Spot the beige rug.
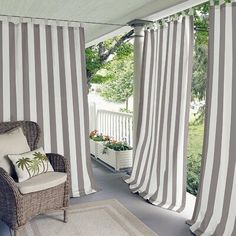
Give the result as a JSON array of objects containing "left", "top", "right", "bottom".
[{"left": 20, "top": 199, "right": 158, "bottom": 236}]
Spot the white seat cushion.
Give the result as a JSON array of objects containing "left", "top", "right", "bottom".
[{"left": 17, "top": 172, "right": 67, "bottom": 194}]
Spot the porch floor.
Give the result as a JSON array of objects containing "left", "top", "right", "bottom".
[
  {"left": 72, "top": 159, "right": 195, "bottom": 236},
  {"left": 0, "top": 158, "right": 195, "bottom": 236}
]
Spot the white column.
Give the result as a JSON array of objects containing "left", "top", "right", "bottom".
[{"left": 127, "top": 20, "right": 151, "bottom": 165}]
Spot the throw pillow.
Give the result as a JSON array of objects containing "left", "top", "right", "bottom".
[
  {"left": 0, "top": 127, "right": 30, "bottom": 175},
  {"left": 8, "top": 147, "right": 54, "bottom": 182}
]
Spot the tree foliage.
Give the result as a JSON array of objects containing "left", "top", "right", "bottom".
[
  {"left": 187, "top": 3, "right": 209, "bottom": 195},
  {"left": 100, "top": 52, "right": 134, "bottom": 110},
  {"left": 191, "top": 3, "right": 209, "bottom": 101},
  {"left": 187, "top": 154, "right": 202, "bottom": 195},
  {"left": 85, "top": 31, "right": 134, "bottom": 110},
  {"left": 192, "top": 45, "right": 208, "bottom": 101},
  {"left": 194, "top": 3, "right": 209, "bottom": 45},
  {"left": 85, "top": 31, "right": 134, "bottom": 82}
]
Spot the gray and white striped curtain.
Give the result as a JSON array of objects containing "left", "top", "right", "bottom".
[
  {"left": 0, "top": 16, "right": 97, "bottom": 197},
  {"left": 188, "top": 2, "right": 236, "bottom": 235},
  {"left": 125, "top": 16, "right": 193, "bottom": 211}
]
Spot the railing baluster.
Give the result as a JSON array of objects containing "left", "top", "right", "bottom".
[
  {"left": 115, "top": 114, "right": 117, "bottom": 141},
  {"left": 125, "top": 117, "right": 127, "bottom": 139},
  {"left": 109, "top": 114, "right": 111, "bottom": 137},
  {"left": 112, "top": 113, "right": 114, "bottom": 138},
  {"left": 117, "top": 115, "right": 120, "bottom": 141},
  {"left": 105, "top": 113, "right": 107, "bottom": 135},
  {"left": 130, "top": 117, "right": 132, "bottom": 146},
  {"left": 120, "top": 116, "right": 121, "bottom": 141},
  {"left": 102, "top": 112, "right": 105, "bottom": 134},
  {"left": 88, "top": 105, "right": 133, "bottom": 146}
]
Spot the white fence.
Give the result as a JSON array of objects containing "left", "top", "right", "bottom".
[{"left": 88, "top": 102, "right": 133, "bottom": 147}]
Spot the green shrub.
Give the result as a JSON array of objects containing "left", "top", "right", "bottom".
[
  {"left": 103, "top": 140, "right": 132, "bottom": 153},
  {"left": 187, "top": 123, "right": 204, "bottom": 196},
  {"left": 187, "top": 154, "right": 202, "bottom": 196},
  {"left": 119, "top": 108, "right": 133, "bottom": 113}
]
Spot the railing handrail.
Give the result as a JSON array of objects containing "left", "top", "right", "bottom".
[{"left": 97, "top": 109, "right": 133, "bottom": 118}]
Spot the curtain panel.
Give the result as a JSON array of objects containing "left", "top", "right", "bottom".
[
  {"left": 0, "top": 17, "right": 97, "bottom": 197},
  {"left": 125, "top": 16, "right": 193, "bottom": 212},
  {"left": 188, "top": 3, "right": 236, "bottom": 235}
]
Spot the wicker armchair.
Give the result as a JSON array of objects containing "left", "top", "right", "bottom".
[{"left": 0, "top": 121, "right": 70, "bottom": 236}]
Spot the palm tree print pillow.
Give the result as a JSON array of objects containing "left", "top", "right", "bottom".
[{"left": 8, "top": 147, "right": 54, "bottom": 182}]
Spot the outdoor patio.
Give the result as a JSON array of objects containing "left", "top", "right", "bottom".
[
  {"left": 0, "top": 159, "right": 196, "bottom": 236},
  {"left": 0, "top": 0, "right": 235, "bottom": 235}
]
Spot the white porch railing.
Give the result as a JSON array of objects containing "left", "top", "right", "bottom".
[{"left": 88, "top": 102, "right": 133, "bottom": 147}]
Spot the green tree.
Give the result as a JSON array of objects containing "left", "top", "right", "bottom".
[
  {"left": 186, "top": 2, "right": 209, "bottom": 195},
  {"left": 192, "top": 2, "right": 209, "bottom": 104},
  {"left": 100, "top": 53, "right": 134, "bottom": 110},
  {"left": 86, "top": 31, "right": 134, "bottom": 82},
  {"left": 194, "top": 3, "right": 209, "bottom": 46},
  {"left": 192, "top": 45, "right": 208, "bottom": 101}
]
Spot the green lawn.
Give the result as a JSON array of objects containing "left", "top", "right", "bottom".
[
  {"left": 187, "top": 122, "right": 204, "bottom": 195},
  {"left": 187, "top": 123, "right": 204, "bottom": 158}
]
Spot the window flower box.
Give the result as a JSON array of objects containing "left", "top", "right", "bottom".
[
  {"left": 89, "top": 139, "right": 98, "bottom": 157},
  {"left": 89, "top": 130, "right": 110, "bottom": 158},
  {"left": 96, "top": 142, "right": 133, "bottom": 171}
]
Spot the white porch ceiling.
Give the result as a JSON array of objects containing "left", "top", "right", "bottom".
[{"left": 0, "top": 0, "right": 189, "bottom": 45}]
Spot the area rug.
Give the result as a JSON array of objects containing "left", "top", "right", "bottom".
[{"left": 19, "top": 199, "right": 158, "bottom": 236}]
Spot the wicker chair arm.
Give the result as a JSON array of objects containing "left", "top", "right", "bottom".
[
  {"left": 46, "top": 153, "right": 69, "bottom": 173},
  {"left": 0, "top": 167, "right": 22, "bottom": 229},
  {"left": 0, "top": 167, "right": 21, "bottom": 198}
]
